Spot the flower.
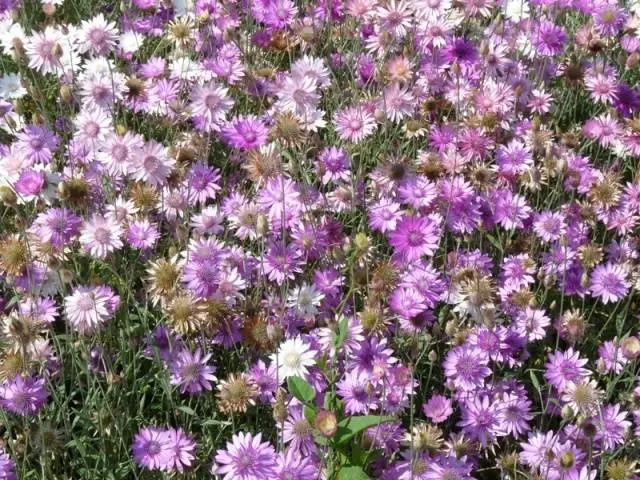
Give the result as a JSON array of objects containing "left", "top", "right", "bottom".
[
  {"left": 443, "top": 346, "right": 491, "bottom": 391},
  {"left": 388, "top": 215, "right": 440, "bottom": 261},
  {"left": 170, "top": 348, "right": 217, "bottom": 395},
  {"left": 589, "top": 262, "right": 630, "bottom": 304},
  {"left": 0, "top": 375, "right": 48, "bottom": 416},
  {"left": 422, "top": 394, "right": 453, "bottom": 423},
  {"left": 131, "top": 427, "right": 172, "bottom": 471},
  {"left": 0, "top": 447, "right": 16, "bottom": 480},
  {"left": 64, "top": 285, "right": 119, "bottom": 334},
  {"left": 165, "top": 428, "right": 196, "bottom": 473},
  {"left": 79, "top": 214, "right": 124, "bottom": 259},
  {"left": 271, "top": 337, "right": 316, "bottom": 381},
  {"left": 212, "top": 432, "right": 277, "bottom": 480}
]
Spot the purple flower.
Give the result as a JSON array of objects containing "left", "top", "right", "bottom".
[
  {"left": 589, "top": 262, "right": 630, "bottom": 304},
  {"left": 212, "top": 432, "right": 277, "bottom": 480},
  {"left": 443, "top": 346, "right": 491, "bottom": 391},
  {"left": 0, "top": 375, "right": 48, "bottom": 416},
  {"left": 388, "top": 215, "right": 440, "bottom": 262},
  {"left": 0, "top": 448, "right": 16, "bottom": 480},
  {"left": 165, "top": 428, "right": 197, "bottom": 473},
  {"left": 422, "top": 394, "right": 453, "bottom": 423},
  {"left": 132, "top": 427, "right": 173, "bottom": 471},
  {"left": 14, "top": 169, "right": 45, "bottom": 198},
  {"left": 222, "top": 115, "right": 268, "bottom": 151},
  {"left": 170, "top": 348, "right": 217, "bottom": 395}
]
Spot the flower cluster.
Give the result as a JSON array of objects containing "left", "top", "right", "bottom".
[{"left": 1, "top": 0, "right": 640, "bottom": 477}]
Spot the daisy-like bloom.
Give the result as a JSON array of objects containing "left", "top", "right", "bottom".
[
  {"left": 458, "top": 396, "right": 505, "bottom": 447},
  {"left": 388, "top": 215, "right": 440, "bottom": 261},
  {"left": 532, "top": 20, "right": 567, "bottom": 57},
  {"left": 499, "top": 393, "right": 533, "bottom": 438},
  {"left": 186, "top": 162, "right": 221, "bottom": 203},
  {"left": 15, "top": 124, "right": 59, "bottom": 164},
  {"left": 73, "top": 106, "right": 112, "bottom": 148},
  {"left": 0, "top": 375, "right": 48, "bottom": 416},
  {"left": 0, "top": 74, "right": 26, "bottom": 100},
  {"left": 131, "top": 140, "right": 175, "bottom": 187},
  {"left": 222, "top": 115, "right": 268, "bottom": 151},
  {"left": 212, "top": 432, "right": 277, "bottom": 480},
  {"left": 131, "top": 427, "right": 172, "bottom": 471},
  {"left": 376, "top": 0, "right": 413, "bottom": 38},
  {"left": 492, "top": 190, "right": 532, "bottom": 230},
  {"left": 98, "top": 131, "right": 143, "bottom": 178},
  {"left": 544, "top": 348, "right": 591, "bottom": 393},
  {"left": 79, "top": 214, "right": 124, "bottom": 258},
  {"left": 585, "top": 73, "right": 619, "bottom": 105},
  {"left": 64, "top": 285, "right": 119, "bottom": 334},
  {"left": 31, "top": 208, "right": 82, "bottom": 250},
  {"left": 533, "top": 210, "right": 566, "bottom": 242},
  {"left": 515, "top": 307, "right": 550, "bottom": 341},
  {"left": 77, "top": 13, "right": 118, "bottom": 56},
  {"left": 281, "top": 406, "right": 315, "bottom": 456},
  {"left": 216, "top": 373, "right": 259, "bottom": 414},
  {"left": 337, "top": 369, "right": 378, "bottom": 414},
  {"left": 170, "top": 348, "right": 216, "bottom": 395},
  {"left": 315, "top": 147, "right": 350, "bottom": 185},
  {"left": 0, "top": 447, "right": 16, "bottom": 480},
  {"left": 277, "top": 75, "right": 320, "bottom": 116},
  {"left": 589, "top": 262, "right": 630, "bottom": 304},
  {"left": 189, "top": 82, "right": 234, "bottom": 132},
  {"left": 561, "top": 379, "right": 603, "bottom": 416},
  {"left": 595, "top": 403, "right": 631, "bottom": 450},
  {"left": 286, "top": 283, "right": 324, "bottom": 318},
  {"left": 381, "top": 82, "right": 415, "bottom": 123},
  {"left": 19, "top": 296, "right": 58, "bottom": 325},
  {"left": 368, "top": 197, "right": 403, "bottom": 233},
  {"left": 271, "top": 337, "right": 316, "bottom": 382},
  {"left": 25, "top": 26, "right": 69, "bottom": 75},
  {"left": 422, "top": 394, "right": 453, "bottom": 423},
  {"left": 275, "top": 450, "right": 318, "bottom": 479},
  {"left": 519, "top": 430, "right": 558, "bottom": 471},
  {"left": 291, "top": 55, "right": 331, "bottom": 89},
  {"left": 165, "top": 428, "right": 196, "bottom": 474},
  {"left": 127, "top": 219, "right": 160, "bottom": 250},
  {"left": 190, "top": 206, "right": 224, "bottom": 236},
  {"left": 443, "top": 346, "right": 491, "bottom": 391},
  {"left": 333, "top": 106, "right": 376, "bottom": 142}
]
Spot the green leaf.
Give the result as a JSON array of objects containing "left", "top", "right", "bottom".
[
  {"left": 177, "top": 405, "right": 196, "bottom": 416},
  {"left": 288, "top": 376, "right": 315, "bottom": 404},
  {"left": 304, "top": 404, "right": 317, "bottom": 424},
  {"left": 337, "top": 466, "right": 370, "bottom": 480},
  {"left": 529, "top": 370, "right": 541, "bottom": 394},
  {"left": 334, "top": 415, "right": 395, "bottom": 446},
  {"left": 335, "top": 316, "right": 349, "bottom": 349},
  {"left": 486, "top": 233, "right": 503, "bottom": 253}
]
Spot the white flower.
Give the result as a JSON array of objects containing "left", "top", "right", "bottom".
[
  {"left": 119, "top": 31, "right": 143, "bottom": 55},
  {"left": 271, "top": 337, "right": 316, "bottom": 381},
  {"left": 0, "top": 74, "right": 27, "bottom": 100},
  {"left": 287, "top": 283, "right": 324, "bottom": 317},
  {"left": 504, "top": 0, "right": 530, "bottom": 22}
]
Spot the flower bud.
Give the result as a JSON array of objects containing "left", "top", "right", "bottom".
[{"left": 314, "top": 410, "right": 337, "bottom": 438}]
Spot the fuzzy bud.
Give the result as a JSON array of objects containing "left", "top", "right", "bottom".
[
  {"left": 0, "top": 186, "right": 17, "bottom": 206},
  {"left": 314, "top": 410, "right": 338, "bottom": 438}
]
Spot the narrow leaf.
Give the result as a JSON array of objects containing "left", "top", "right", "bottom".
[{"left": 334, "top": 415, "right": 395, "bottom": 446}]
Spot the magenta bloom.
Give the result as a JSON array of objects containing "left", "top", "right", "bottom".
[
  {"left": 443, "top": 346, "right": 491, "bottom": 391},
  {"left": 388, "top": 215, "right": 440, "bottom": 262},
  {"left": 0, "top": 375, "right": 48, "bottom": 416},
  {"left": 170, "top": 348, "right": 217, "bottom": 395},
  {"left": 222, "top": 115, "right": 268, "bottom": 150},
  {"left": 422, "top": 394, "right": 453, "bottom": 423},
  {"left": 589, "top": 262, "right": 630, "bottom": 304},
  {"left": 132, "top": 427, "right": 173, "bottom": 471},
  {"left": 165, "top": 428, "right": 197, "bottom": 473},
  {"left": 0, "top": 447, "right": 16, "bottom": 480},
  {"left": 14, "top": 169, "right": 45, "bottom": 197},
  {"left": 212, "top": 432, "right": 277, "bottom": 480}
]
